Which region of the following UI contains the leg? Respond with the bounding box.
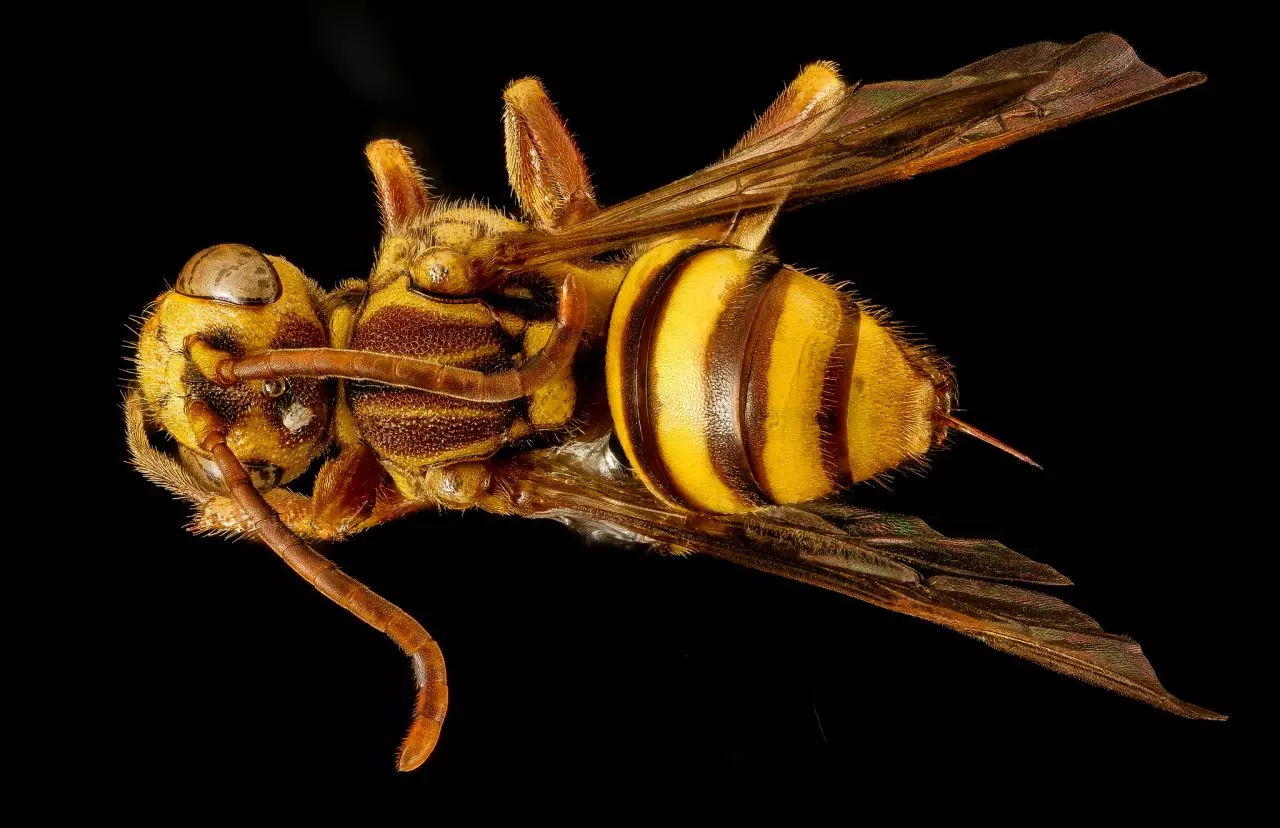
[367,139,434,232]
[724,62,847,250]
[186,399,448,771]
[732,61,845,154]
[194,442,430,541]
[503,77,598,230]
[124,382,430,541]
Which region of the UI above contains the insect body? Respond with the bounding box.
[127,34,1217,771]
[607,238,950,513]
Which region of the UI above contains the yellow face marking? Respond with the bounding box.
[650,247,756,514]
[756,272,843,504]
[135,256,330,483]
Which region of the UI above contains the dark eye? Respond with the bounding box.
[262,378,288,398]
[177,244,282,305]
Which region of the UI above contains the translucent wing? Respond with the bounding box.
[490,34,1204,271]
[492,439,1223,720]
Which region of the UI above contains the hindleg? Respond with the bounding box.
[503,77,599,230]
[716,62,848,250]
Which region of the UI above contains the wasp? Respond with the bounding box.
[126,33,1217,770]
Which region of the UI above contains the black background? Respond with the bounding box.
[109,9,1251,823]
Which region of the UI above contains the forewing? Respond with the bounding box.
[493,440,1223,720]
[493,33,1203,270]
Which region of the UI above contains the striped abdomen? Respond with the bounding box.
[605,239,949,514]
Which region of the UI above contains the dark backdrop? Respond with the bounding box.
[110,10,1249,822]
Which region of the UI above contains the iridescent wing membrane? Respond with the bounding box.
[493,34,1204,270]
[497,440,1221,719]
[482,34,1215,718]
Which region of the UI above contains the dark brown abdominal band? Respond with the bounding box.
[624,243,717,506]
[703,256,779,506]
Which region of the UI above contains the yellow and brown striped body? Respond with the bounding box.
[606,239,950,514]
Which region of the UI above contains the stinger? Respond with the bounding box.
[942,414,1042,470]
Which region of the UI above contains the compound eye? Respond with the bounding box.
[177,244,282,305]
[409,246,475,296]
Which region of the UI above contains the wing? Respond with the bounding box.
[490,34,1204,271]
[491,438,1223,720]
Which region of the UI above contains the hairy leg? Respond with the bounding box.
[503,77,598,230]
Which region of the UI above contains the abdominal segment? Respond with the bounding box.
[606,239,944,514]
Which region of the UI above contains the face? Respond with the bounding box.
[134,244,334,490]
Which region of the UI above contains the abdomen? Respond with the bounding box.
[605,239,948,514]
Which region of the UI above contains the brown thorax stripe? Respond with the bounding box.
[349,299,521,463]
[352,388,516,463]
[352,304,514,367]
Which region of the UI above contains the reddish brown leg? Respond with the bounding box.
[129,387,419,543]
[311,442,387,531]
[199,274,586,402]
[186,399,447,771]
[199,442,430,540]
[193,442,416,541]
[731,61,845,153]
[724,62,847,250]
[503,78,598,229]
[367,139,433,232]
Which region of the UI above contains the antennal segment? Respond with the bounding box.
[185,398,448,771]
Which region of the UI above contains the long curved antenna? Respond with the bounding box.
[204,275,584,402]
[185,398,447,771]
